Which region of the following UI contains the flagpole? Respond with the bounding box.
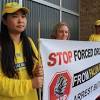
[38,22,42,100]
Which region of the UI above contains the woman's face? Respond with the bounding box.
[56,25,69,40]
[4,10,27,34]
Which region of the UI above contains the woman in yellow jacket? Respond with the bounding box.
[0,2,43,100]
[89,20,100,41]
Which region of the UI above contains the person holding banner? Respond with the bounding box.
[0,2,43,100]
[89,20,100,100]
[89,20,100,41]
[50,22,70,40]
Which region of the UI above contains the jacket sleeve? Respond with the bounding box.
[0,71,33,97]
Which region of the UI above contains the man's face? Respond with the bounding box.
[95,26,100,34]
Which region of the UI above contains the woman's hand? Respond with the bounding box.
[32,64,44,89]
[33,65,44,77]
[32,76,43,89]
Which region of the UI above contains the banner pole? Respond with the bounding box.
[38,22,42,100]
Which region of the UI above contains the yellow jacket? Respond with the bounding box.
[89,33,100,41]
[0,37,39,100]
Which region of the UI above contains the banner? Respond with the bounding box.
[40,39,100,100]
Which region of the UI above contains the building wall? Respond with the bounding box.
[80,0,100,41]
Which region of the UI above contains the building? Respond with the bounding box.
[0,0,79,45]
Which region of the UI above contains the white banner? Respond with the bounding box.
[40,39,100,100]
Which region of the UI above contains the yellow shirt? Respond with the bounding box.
[89,34,100,41]
[0,37,38,100]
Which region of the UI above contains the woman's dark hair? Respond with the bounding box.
[0,14,37,78]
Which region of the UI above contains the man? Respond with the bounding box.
[89,20,100,41]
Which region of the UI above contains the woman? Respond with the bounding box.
[50,22,70,40]
[0,2,43,100]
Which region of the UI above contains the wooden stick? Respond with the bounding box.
[38,22,41,63]
[38,22,42,100]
